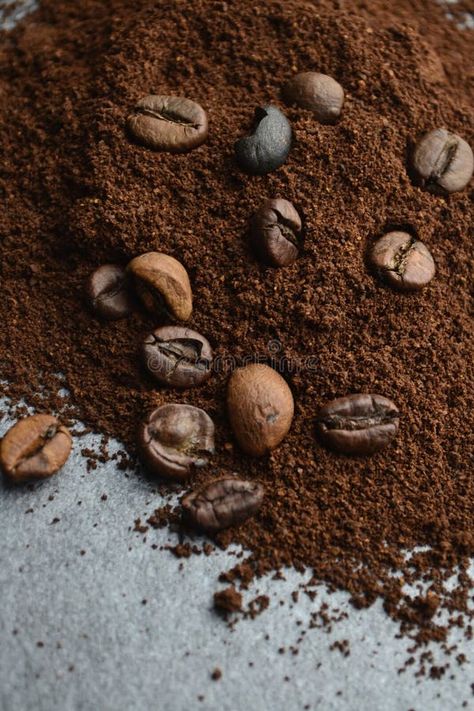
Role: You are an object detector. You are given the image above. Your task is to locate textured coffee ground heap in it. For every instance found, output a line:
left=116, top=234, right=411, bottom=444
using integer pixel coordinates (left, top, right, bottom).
left=0, top=0, right=473, bottom=658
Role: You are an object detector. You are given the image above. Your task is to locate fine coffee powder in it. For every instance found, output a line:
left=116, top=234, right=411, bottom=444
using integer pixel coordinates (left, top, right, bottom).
left=0, top=0, right=472, bottom=658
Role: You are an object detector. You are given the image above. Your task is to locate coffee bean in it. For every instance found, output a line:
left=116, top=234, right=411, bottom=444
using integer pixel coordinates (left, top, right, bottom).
left=227, top=364, right=294, bottom=456
left=138, top=404, right=215, bottom=480
left=369, top=231, right=435, bottom=291
left=127, top=252, right=192, bottom=321
left=412, top=128, right=473, bottom=194
left=251, top=198, right=302, bottom=267
left=142, top=325, right=213, bottom=388
left=282, top=72, right=344, bottom=124
left=127, top=95, right=208, bottom=153
left=235, top=105, right=292, bottom=175
left=0, top=414, right=72, bottom=483
left=316, top=394, right=400, bottom=456
left=86, top=264, right=134, bottom=320
left=182, top=477, right=264, bottom=532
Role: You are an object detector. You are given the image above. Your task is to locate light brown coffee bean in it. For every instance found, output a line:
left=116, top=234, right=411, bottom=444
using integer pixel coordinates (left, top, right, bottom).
left=412, top=128, right=473, bottom=193
left=142, top=325, right=213, bottom=388
left=251, top=198, right=302, bottom=267
left=282, top=72, right=344, bottom=124
left=0, top=414, right=72, bottom=483
left=370, top=231, right=435, bottom=291
left=227, top=364, right=294, bottom=456
left=127, top=252, right=192, bottom=321
left=182, top=477, right=264, bottom=532
left=86, top=264, right=134, bottom=320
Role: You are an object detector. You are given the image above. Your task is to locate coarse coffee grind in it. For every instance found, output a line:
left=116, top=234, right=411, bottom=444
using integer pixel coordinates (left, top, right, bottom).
left=0, top=0, right=472, bottom=666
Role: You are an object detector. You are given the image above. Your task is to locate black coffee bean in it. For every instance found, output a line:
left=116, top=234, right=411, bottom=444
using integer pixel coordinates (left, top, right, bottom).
left=182, top=477, right=265, bottom=532
left=142, top=325, right=213, bottom=388
left=412, top=128, right=473, bottom=194
left=138, top=404, right=215, bottom=480
left=251, top=198, right=302, bottom=267
left=86, top=264, right=134, bottom=320
left=235, top=105, right=291, bottom=175
left=282, top=72, right=344, bottom=124
left=369, top=231, right=435, bottom=291
left=316, top=394, right=400, bottom=455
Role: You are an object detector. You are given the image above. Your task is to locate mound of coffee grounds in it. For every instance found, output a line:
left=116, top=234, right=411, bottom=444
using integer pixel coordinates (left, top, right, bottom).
left=0, top=0, right=473, bottom=660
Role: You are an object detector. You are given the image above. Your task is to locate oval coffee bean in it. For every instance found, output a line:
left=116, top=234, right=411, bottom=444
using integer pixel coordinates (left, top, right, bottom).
left=235, top=105, right=291, bottom=175
left=251, top=198, right=302, bottom=267
left=86, top=264, right=134, bottom=320
left=127, top=252, right=192, bottom=321
left=316, top=394, right=400, bottom=456
left=369, top=231, right=435, bottom=291
left=0, top=414, right=72, bottom=483
left=127, top=95, right=208, bottom=153
left=138, top=404, right=215, bottom=480
left=142, top=325, right=213, bottom=388
left=282, top=72, right=344, bottom=124
left=412, top=128, right=473, bottom=194
left=182, top=477, right=264, bottom=533
left=227, top=364, right=294, bottom=456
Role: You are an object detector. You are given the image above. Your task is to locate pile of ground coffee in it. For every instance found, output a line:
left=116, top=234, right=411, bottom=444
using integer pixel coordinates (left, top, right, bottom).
left=0, top=0, right=472, bottom=658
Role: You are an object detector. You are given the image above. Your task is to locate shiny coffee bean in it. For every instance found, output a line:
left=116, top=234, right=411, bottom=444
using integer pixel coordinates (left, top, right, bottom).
left=251, top=198, right=302, bottom=267
left=316, top=394, right=400, bottom=456
left=227, top=364, right=294, bottom=456
left=138, top=404, right=215, bottom=480
left=282, top=72, right=344, bottom=124
left=0, top=414, right=72, bottom=483
left=235, top=105, right=292, bottom=175
left=127, top=252, right=192, bottom=321
left=142, top=325, right=213, bottom=388
left=370, top=231, right=435, bottom=291
left=86, top=264, right=134, bottom=320
left=127, top=95, right=208, bottom=153
left=182, top=477, right=264, bottom=533
left=412, top=128, right=473, bottom=193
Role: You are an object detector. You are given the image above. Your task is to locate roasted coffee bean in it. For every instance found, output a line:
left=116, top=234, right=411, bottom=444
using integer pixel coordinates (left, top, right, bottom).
left=369, top=231, right=435, bottom=291
left=234, top=105, right=292, bottom=175
left=127, top=252, right=192, bottom=321
left=412, top=128, right=473, bottom=193
left=86, top=264, right=134, bottom=320
left=316, top=394, right=400, bottom=456
left=282, top=72, right=344, bottom=124
left=142, top=325, right=213, bottom=388
left=138, top=404, right=214, bottom=480
left=182, top=477, right=264, bottom=533
left=127, top=95, right=208, bottom=153
left=251, top=198, right=302, bottom=267
left=0, top=414, right=72, bottom=483
left=227, top=364, right=294, bottom=456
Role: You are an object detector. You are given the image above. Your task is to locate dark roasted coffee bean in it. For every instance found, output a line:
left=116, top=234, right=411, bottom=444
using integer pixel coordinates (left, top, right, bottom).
left=127, top=252, right=192, bottom=321
left=370, top=231, right=435, bottom=291
left=142, top=325, right=213, bottom=388
left=316, top=394, right=400, bottom=456
left=127, top=95, right=208, bottom=153
left=412, top=128, right=473, bottom=193
left=235, top=105, right=291, bottom=175
left=282, top=72, right=344, bottom=124
left=86, top=264, right=134, bottom=320
left=182, top=477, right=264, bottom=532
left=0, top=414, right=72, bottom=483
left=138, top=404, right=215, bottom=480
left=251, top=198, right=302, bottom=267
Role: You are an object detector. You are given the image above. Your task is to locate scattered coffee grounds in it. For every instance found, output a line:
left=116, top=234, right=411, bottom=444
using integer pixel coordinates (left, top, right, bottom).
left=214, top=587, right=243, bottom=615
left=0, top=0, right=473, bottom=664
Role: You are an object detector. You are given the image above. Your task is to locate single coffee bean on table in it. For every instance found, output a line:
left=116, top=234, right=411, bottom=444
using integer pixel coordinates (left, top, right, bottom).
left=86, top=264, right=134, bottom=320
left=251, top=198, right=302, bottom=267
left=142, top=325, right=213, bottom=388
left=411, top=128, right=473, bottom=193
left=127, top=252, right=192, bottom=321
left=234, top=105, right=292, bottom=175
left=316, top=394, right=400, bottom=456
left=369, top=231, right=435, bottom=291
left=127, top=95, right=208, bottom=152
left=227, top=363, right=294, bottom=456
left=138, top=404, right=215, bottom=480
left=182, top=477, right=265, bottom=533
left=0, top=414, right=72, bottom=483
left=282, top=72, right=344, bottom=124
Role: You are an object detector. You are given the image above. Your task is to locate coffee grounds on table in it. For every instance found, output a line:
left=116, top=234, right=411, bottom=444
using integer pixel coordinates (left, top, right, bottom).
left=0, top=0, right=473, bottom=661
